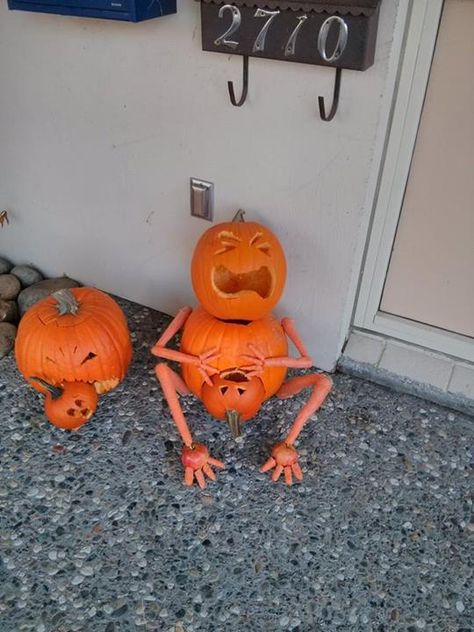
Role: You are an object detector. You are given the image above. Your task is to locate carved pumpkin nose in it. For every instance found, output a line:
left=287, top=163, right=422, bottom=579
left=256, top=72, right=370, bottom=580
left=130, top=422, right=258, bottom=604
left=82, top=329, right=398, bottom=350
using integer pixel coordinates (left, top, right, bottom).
left=220, top=385, right=246, bottom=396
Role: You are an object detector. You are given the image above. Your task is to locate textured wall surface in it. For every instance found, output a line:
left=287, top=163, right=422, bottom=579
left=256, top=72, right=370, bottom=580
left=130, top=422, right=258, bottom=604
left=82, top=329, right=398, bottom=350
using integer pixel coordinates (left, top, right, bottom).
left=0, top=0, right=404, bottom=369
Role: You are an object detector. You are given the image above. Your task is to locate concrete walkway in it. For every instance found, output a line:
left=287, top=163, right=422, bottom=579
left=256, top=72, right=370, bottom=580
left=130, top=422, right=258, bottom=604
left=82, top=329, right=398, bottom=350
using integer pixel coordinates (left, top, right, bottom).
left=0, top=299, right=472, bottom=631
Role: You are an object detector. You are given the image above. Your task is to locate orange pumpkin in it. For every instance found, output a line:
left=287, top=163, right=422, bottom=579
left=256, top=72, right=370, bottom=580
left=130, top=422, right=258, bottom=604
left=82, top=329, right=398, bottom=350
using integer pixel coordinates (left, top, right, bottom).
left=32, top=378, right=98, bottom=430
left=191, top=216, right=287, bottom=321
left=180, top=306, right=287, bottom=401
left=15, top=288, right=132, bottom=395
left=201, top=371, right=266, bottom=431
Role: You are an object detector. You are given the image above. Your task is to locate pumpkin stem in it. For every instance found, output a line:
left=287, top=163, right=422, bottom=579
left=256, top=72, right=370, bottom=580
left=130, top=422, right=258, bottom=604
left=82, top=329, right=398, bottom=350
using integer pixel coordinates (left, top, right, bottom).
left=226, top=410, right=242, bottom=439
left=232, top=209, right=246, bottom=223
left=53, top=289, right=79, bottom=316
left=30, top=376, right=63, bottom=400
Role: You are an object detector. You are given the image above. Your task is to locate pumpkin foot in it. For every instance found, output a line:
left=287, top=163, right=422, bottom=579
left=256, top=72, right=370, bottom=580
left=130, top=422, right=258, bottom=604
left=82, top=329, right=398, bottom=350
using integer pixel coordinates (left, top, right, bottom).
left=260, top=442, right=303, bottom=485
left=181, top=443, right=224, bottom=489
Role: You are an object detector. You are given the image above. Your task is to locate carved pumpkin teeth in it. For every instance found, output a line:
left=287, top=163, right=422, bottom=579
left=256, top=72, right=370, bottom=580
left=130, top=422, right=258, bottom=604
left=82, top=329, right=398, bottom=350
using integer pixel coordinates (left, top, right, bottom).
left=93, top=377, right=119, bottom=394
left=212, top=265, right=272, bottom=298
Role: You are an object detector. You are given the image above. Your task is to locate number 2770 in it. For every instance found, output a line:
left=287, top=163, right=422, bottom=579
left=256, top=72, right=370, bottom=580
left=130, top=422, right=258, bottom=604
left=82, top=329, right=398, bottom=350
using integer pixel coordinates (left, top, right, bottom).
left=213, top=5, right=349, bottom=63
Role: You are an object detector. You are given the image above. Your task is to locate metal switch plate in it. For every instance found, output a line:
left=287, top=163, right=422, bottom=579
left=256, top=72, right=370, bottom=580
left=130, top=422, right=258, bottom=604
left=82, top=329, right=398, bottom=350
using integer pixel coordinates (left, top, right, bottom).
left=190, top=178, right=214, bottom=221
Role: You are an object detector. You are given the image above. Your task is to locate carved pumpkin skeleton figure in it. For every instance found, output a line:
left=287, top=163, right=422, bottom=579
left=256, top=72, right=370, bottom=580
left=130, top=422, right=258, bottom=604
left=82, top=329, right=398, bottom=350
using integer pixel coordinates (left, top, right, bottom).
left=152, top=211, right=332, bottom=487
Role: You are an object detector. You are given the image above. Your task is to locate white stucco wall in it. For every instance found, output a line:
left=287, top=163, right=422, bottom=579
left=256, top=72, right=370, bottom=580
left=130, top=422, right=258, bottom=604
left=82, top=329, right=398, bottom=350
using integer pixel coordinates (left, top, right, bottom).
left=0, top=0, right=405, bottom=370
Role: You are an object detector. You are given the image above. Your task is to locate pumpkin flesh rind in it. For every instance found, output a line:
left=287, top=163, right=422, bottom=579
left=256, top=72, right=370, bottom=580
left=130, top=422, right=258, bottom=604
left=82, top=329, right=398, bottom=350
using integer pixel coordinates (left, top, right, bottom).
left=180, top=306, right=287, bottom=400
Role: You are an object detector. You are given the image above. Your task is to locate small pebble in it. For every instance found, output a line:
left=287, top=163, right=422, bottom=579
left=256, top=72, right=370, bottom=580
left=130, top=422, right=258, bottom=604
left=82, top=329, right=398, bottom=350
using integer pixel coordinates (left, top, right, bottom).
left=456, top=601, right=465, bottom=613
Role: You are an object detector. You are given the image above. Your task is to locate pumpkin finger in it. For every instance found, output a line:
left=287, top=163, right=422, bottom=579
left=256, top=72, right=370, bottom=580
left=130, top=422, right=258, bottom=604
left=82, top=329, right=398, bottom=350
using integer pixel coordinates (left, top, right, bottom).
left=284, top=466, right=293, bottom=486
left=240, top=363, right=263, bottom=371
left=260, top=457, right=276, bottom=473
left=208, top=457, right=225, bottom=469
left=203, top=464, right=216, bottom=481
left=195, top=469, right=206, bottom=489
left=200, top=347, right=219, bottom=360
left=198, top=368, right=213, bottom=387
left=272, top=465, right=284, bottom=482
left=202, top=364, right=220, bottom=376
left=184, top=467, right=194, bottom=487
left=291, top=462, right=303, bottom=481
left=240, top=354, right=264, bottom=363
left=244, top=370, right=263, bottom=379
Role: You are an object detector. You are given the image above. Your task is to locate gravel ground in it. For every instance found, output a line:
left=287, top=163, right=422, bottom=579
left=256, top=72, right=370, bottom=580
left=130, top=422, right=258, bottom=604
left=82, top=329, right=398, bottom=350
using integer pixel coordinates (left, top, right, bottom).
left=0, top=298, right=472, bottom=632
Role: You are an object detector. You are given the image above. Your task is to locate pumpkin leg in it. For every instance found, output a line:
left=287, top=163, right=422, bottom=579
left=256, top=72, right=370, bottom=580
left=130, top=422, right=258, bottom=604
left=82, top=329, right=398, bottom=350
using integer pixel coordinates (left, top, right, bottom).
left=155, top=363, right=224, bottom=488
left=261, top=373, right=332, bottom=485
left=155, top=363, right=193, bottom=447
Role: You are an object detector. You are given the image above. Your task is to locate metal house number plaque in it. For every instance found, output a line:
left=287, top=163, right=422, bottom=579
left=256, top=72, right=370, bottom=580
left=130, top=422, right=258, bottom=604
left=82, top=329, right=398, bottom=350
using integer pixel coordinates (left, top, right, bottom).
left=200, top=0, right=382, bottom=117
left=201, top=0, right=382, bottom=71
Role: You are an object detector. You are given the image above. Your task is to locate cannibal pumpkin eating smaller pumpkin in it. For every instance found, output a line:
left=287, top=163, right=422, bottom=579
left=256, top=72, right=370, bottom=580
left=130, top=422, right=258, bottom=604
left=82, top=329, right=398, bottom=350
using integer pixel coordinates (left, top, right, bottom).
left=15, top=287, right=132, bottom=427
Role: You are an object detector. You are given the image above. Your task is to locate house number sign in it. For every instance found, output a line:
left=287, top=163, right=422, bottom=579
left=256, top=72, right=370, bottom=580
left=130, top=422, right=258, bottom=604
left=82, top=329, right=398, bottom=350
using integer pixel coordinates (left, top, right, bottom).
left=201, top=0, right=382, bottom=71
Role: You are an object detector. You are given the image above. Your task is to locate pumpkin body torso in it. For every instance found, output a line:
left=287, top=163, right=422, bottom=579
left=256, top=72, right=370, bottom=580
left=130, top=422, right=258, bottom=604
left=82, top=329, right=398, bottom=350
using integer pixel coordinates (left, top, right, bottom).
left=180, top=306, right=288, bottom=402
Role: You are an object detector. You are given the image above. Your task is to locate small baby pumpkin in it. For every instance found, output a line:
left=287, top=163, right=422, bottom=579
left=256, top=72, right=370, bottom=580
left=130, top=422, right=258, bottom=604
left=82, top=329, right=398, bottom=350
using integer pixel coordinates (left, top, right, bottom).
left=31, top=378, right=98, bottom=430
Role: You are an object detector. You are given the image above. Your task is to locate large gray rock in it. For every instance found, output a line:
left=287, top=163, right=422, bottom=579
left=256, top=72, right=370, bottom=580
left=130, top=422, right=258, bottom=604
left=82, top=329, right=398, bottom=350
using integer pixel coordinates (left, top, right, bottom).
left=0, top=322, right=16, bottom=359
left=0, top=256, right=12, bottom=274
left=0, top=299, right=18, bottom=323
left=11, top=264, right=44, bottom=287
left=18, top=276, right=81, bottom=316
left=0, top=274, right=21, bottom=300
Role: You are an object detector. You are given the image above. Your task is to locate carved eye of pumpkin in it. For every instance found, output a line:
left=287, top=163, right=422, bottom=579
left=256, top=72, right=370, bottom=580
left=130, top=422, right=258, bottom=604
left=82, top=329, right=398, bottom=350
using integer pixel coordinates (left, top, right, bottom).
left=215, top=231, right=241, bottom=256
left=250, top=232, right=271, bottom=256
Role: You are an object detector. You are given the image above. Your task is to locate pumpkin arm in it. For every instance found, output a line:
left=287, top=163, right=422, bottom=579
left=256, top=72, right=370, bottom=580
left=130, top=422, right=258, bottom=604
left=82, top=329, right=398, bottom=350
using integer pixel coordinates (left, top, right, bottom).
left=261, top=373, right=332, bottom=485
left=155, top=363, right=224, bottom=488
left=283, top=373, right=333, bottom=445
left=155, top=363, right=194, bottom=447
left=151, top=307, right=197, bottom=365
left=267, top=317, right=313, bottom=368
left=241, top=318, right=312, bottom=375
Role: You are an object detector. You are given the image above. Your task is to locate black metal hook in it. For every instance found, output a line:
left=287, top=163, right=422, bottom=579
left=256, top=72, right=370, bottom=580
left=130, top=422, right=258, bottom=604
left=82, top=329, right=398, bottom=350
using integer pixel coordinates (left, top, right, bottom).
left=228, top=55, right=249, bottom=107
left=318, top=67, right=342, bottom=122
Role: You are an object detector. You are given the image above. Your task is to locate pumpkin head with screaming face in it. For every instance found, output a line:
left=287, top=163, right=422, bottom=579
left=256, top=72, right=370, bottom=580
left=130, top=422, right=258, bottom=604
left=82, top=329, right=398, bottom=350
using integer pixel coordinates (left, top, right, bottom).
left=191, top=214, right=287, bottom=321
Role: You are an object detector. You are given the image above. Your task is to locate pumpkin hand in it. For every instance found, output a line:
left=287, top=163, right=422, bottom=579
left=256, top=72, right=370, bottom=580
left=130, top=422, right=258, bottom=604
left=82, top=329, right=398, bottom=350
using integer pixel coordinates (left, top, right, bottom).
left=260, top=442, right=303, bottom=486
left=195, top=348, right=221, bottom=386
left=181, top=443, right=225, bottom=489
left=240, top=343, right=267, bottom=377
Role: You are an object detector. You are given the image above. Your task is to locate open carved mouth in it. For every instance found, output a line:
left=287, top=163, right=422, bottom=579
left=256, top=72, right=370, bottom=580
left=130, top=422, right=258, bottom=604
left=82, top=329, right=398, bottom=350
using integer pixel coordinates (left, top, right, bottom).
left=212, top=265, right=272, bottom=298
left=220, top=369, right=249, bottom=383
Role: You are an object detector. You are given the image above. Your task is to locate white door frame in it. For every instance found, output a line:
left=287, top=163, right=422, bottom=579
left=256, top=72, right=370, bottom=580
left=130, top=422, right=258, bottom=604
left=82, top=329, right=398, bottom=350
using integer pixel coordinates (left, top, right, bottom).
left=354, top=0, right=474, bottom=363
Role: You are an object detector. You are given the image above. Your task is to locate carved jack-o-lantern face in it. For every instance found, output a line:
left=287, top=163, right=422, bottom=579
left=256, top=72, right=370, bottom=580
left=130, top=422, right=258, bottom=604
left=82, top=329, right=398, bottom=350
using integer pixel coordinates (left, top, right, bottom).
left=191, top=220, right=286, bottom=320
left=33, top=379, right=99, bottom=430
left=201, top=370, right=266, bottom=435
